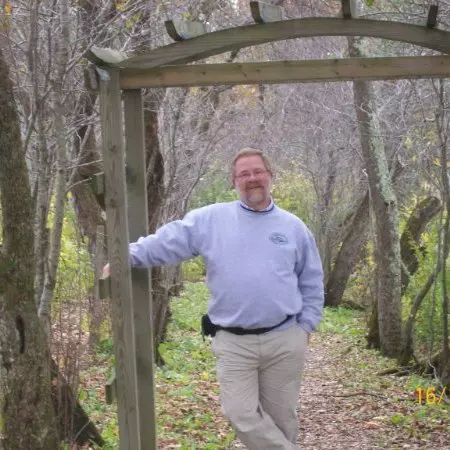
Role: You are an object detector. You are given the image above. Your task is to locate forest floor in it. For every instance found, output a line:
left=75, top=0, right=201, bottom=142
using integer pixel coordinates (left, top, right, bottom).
left=228, top=321, right=449, bottom=450
left=272, top=333, right=448, bottom=450
left=72, top=282, right=449, bottom=449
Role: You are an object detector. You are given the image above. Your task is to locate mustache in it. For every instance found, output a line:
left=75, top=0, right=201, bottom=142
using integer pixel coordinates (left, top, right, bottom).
left=247, top=183, right=263, bottom=189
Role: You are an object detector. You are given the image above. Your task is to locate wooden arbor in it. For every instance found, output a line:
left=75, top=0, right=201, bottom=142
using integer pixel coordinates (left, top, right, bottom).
left=88, top=2, right=450, bottom=449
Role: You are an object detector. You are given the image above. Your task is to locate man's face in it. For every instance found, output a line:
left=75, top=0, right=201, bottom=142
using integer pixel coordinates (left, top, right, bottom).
left=233, top=155, right=272, bottom=210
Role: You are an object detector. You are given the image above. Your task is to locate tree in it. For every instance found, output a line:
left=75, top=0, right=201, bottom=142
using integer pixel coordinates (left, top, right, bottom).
left=350, top=60, right=402, bottom=357
left=433, top=79, right=449, bottom=384
left=0, top=44, right=59, bottom=450
left=37, top=0, right=70, bottom=333
left=400, top=196, right=441, bottom=294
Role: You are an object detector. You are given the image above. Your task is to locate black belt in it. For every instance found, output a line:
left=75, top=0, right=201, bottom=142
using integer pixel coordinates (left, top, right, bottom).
left=202, top=314, right=293, bottom=338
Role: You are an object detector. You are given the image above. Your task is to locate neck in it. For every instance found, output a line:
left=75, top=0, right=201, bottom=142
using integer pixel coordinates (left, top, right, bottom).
left=242, top=197, right=272, bottom=211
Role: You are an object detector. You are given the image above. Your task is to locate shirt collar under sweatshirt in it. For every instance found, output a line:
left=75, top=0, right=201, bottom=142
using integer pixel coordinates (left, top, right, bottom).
left=239, top=198, right=275, bottom=213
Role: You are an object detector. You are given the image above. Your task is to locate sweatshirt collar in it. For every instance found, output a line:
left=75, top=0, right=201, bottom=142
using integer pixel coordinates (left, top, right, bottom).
left=239, top=198, right=275, bottom=213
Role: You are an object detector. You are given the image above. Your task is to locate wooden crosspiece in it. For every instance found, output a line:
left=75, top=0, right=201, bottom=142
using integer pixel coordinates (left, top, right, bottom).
left=118, top=56, right=450, bottom=89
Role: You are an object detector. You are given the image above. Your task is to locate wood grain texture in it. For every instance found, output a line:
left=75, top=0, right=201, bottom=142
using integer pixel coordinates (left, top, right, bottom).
left=116, top=19, right=450, bottom=69
left=341, top=0, right=352, bottom=18
left=90, top=172, right=104, bottom=196
left=105, top=374, right=117, bottom=405
left=98, top=277, right=111, bottom=299
left=99, top=70, right=141, bottom=450
left=119, top=56, right=450, bottom=88
left=123, top=90, right=157, bottom=450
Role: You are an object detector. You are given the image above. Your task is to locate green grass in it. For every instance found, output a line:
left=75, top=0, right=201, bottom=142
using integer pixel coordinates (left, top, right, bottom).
left=318, top=305, right=366, bottom=337
left=156, top=282, right=236, bottom=448
left=79, top=282, right=235, bottom=449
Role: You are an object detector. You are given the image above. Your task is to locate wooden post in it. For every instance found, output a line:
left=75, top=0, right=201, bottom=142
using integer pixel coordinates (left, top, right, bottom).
left=250, top=2, right=282, bottom=23
left=98, top=68, right=141, bottom=450
left=105, top=373, right=117, bottom=405
left=341, top=0, right=352, bottom=19
left=123, top=89, right=157, bottom=450
left=427, top=4, right=438, bottom=29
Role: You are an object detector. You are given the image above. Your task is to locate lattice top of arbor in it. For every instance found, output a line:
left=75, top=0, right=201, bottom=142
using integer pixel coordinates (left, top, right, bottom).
left=88, top=1, right=450, bottom=88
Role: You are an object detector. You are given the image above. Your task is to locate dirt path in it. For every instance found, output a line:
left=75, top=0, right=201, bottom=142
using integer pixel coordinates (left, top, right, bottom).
left=230, top=332, right=450, bottom=450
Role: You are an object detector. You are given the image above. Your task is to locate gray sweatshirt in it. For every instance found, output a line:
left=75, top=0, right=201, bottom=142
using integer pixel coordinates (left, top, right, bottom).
left=129, top=200, right=324, bottom=333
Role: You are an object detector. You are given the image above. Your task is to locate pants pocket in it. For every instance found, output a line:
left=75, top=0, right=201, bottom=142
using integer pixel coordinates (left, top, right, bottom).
left=211, top=331, right=221, bottom=356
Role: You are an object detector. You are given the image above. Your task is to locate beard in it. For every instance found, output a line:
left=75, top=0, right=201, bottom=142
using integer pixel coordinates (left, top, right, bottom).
left=243, top=185, right=268, bottom=205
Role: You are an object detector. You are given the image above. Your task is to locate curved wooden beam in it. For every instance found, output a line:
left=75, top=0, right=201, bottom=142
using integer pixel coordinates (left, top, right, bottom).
left=110, top=18, right=450, bottom=69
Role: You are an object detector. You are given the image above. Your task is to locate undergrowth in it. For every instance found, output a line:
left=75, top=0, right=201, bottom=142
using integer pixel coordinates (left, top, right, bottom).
left=79, top=283, right=449, bottom=449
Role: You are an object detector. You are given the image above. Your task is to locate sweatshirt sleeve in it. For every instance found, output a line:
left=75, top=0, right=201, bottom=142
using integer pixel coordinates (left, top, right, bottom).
left=128, top=209, right=202, bottom=268
left=295, top=228, right=325, bottom=333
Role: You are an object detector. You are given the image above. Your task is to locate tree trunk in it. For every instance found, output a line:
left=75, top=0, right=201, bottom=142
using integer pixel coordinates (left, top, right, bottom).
left=71, top=0, right=107, bottom=252
left=348, top=33, right=402, bottom=358
left=70, top=66, right=104, bottom=252
left=366, top=303, right=380, bottom=350
left=399, top=88, right=450, bottom=372
left=399, top=269, right=439, bottom=366
left=37, top=0, right=70, bottom=333
left=68, top=67, right=106, bottom=351
left=400, top=196, right=441, bottom=294
left=326, top=160, right=403, bottom=308
left=398, top=197, right=442, bottom=366
left=325, top=192, right=370, bottom=307
left=33, top=117, right=52, bottom=308
left=144, top=98, right=168, bottom=365
left=0, top=44, right=59, bottom=449
left=320, top=147, right=337, bottom=278
left=435, top=80, right=450, bottom=384
left=69, top=2, right=108, bottom=351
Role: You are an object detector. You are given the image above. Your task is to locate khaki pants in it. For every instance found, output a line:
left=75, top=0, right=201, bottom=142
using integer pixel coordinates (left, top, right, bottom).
left=212, top=324, right=308, bottom=450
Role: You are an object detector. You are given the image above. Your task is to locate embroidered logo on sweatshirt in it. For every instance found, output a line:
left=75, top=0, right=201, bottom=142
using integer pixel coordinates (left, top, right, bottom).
left=269, top=232, right=289, bottom=245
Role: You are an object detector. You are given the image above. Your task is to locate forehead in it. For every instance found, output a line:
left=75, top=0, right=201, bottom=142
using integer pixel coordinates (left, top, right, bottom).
left=234, top=155, right=266, bottom=171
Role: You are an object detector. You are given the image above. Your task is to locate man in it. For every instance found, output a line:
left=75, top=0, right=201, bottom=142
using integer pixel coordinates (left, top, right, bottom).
left=107, top=147, right=324, bottom=449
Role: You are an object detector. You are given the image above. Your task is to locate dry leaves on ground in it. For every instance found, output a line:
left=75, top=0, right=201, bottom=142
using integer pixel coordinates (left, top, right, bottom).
left=231, top=333, right=449, bottom=449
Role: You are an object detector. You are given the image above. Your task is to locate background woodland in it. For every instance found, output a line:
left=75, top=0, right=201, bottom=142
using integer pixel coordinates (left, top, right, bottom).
left=0, top=0, right=449, bottom=448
